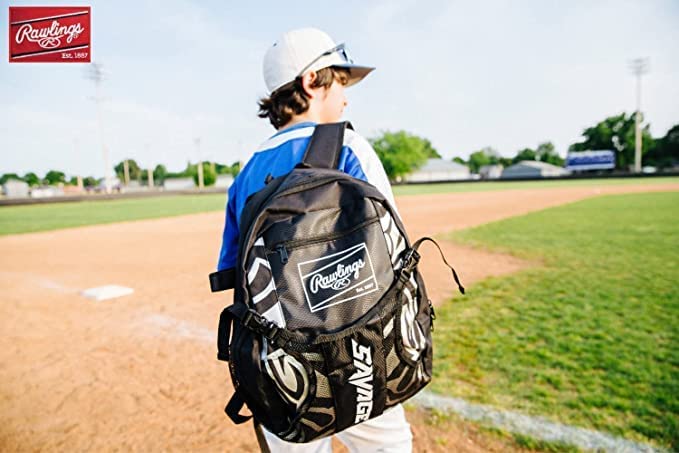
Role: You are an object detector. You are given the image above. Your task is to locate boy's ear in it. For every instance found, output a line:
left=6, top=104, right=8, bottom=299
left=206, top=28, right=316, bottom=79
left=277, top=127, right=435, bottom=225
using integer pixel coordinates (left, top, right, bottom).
left=301, top=71, right=318, bottom=98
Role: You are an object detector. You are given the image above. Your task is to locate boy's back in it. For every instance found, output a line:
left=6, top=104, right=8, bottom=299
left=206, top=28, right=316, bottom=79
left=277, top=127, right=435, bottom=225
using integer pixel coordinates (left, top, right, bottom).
left=218, top=121, right=397, bottom=271
left=216, top=28, right=414, bottom=452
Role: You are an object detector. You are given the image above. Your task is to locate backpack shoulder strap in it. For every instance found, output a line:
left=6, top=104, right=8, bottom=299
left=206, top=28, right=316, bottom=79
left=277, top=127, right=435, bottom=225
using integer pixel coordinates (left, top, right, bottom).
left=302, top=121, right=353, bottom=169
left=209, top=267, right=235, bottom=292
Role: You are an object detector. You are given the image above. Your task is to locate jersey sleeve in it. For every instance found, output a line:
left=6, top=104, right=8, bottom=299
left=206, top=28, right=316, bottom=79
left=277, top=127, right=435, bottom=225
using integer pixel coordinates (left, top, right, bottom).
left=340, top=129, right=400, bottom=216
left=217, top=183, right=239, bottom=271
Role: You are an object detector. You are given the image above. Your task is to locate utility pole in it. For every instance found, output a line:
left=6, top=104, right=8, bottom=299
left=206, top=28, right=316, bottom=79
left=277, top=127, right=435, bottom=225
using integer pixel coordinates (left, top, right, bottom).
left=123, top=159, right=130, bottom=186
left=195, top=137, right=204, bottom=189
left=144, top=143, right=154, bottom=189
left=629, top=58, right=649, bottom=173
left=87, top=63, right=112, bottom=193
left=73, top=138, right=84, bottom=191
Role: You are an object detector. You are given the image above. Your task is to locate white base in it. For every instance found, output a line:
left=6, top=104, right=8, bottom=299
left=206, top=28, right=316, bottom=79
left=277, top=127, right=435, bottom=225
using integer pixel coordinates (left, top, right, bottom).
left=81, top=285, right=134, bottom=301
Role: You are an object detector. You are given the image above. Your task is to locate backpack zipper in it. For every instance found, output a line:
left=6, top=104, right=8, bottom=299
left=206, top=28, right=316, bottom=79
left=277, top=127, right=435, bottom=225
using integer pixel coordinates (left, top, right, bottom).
left=267, top=217, right=379, bottom=264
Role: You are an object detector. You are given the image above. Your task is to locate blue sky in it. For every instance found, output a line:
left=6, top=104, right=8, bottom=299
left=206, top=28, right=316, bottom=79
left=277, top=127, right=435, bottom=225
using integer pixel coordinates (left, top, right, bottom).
left=2, top=0, right=678, bottom=178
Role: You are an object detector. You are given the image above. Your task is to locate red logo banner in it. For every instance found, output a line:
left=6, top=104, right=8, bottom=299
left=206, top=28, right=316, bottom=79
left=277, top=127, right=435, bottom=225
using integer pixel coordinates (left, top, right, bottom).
left=9, top=6, right=91, bottom=63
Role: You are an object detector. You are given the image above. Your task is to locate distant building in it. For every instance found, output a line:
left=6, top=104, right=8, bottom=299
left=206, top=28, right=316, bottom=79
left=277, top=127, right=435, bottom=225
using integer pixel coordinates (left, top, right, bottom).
left=62, top=185, right=84, bottom=194
left=2, top=179, right=29, bottom=198
left=479, top=164, right=503, bottom=180
left=501, top=161, right=570, bottom=179
left=31, top=186, right=64, bottom=198
left=566, top=150, right=615, bottom=172
left=405, top=158, right=470, bottom=182
left=163, top=177, right=195, bottom=190
left=215, top=174, right=234, bottom=189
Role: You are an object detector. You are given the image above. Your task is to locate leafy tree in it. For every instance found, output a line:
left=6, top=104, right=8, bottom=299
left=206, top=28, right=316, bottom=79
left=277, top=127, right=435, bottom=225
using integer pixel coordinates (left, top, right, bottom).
left=369, top=131, right=431, bottom=180
left=153, top=164, right=168, bottom=184
left=569, top=112, right=655, bottom=170
left=536, top=142, right=564, bottom=166
left=468, top=151, right=490, bottom=173
left=23, top=172, right=39, bottom=186
left=422, top=139, right=441, bottom=158
left=83, top=176, right=97, bottom=187
left=467, top=147, right=502, bottom=173
left=214, top=161, right=241, bottom=176
left=498, top=157, right=513, bottom=167
left=193, top=162, right=217, bottom=186
left=0, top=173, right=22, bottom=185
left=645, top=124, right=679, bottom=169
left=452, top=157, right=467, bottom=165
left=114, top=159, right=142, bottom=182
left=44, top=170, right=66, bottom=185
left=183, top=161, right=198, bottom=177
left=512, top=148, right=537, bottom=164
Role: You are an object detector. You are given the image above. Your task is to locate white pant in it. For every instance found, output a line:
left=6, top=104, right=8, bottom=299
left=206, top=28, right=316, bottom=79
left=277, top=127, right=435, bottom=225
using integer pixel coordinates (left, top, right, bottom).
left=262, top=404, right=412, bottom=452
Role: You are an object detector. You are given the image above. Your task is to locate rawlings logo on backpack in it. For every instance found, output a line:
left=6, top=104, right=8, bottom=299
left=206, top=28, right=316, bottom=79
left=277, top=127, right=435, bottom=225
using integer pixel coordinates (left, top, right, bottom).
left=209, top=122, right=464, bottom=443
left=299, top=241, right=378, bottom=312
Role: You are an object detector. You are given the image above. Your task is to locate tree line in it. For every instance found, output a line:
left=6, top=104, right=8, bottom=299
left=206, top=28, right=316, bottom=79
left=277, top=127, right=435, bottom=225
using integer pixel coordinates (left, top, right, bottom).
left=370, top=112, right=677, bottom=179
left=2, top=112, right=677, bottom=187
left=0, top=160, right=241, bottom=188
left=112, top=160, right=241, bottom=187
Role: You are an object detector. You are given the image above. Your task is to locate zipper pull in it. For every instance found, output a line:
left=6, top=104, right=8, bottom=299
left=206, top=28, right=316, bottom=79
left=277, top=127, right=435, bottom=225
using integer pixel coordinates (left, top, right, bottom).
left=276, top=245, right=289, bottom=264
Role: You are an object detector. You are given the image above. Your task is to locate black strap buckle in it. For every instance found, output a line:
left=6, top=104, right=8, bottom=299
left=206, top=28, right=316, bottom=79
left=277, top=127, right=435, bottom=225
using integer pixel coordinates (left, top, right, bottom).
left=241, top=309, right=284, bottom=346
left=242, top=309, right=264, bottom=330
left=402, top=248, right=421, bottom=273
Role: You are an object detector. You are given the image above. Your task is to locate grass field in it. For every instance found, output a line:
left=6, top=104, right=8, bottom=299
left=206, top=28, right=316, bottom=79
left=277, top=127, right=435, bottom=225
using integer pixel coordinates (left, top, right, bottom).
left=432, top=192, right=678, bottom=449
left=392, top=175, right=679, bottom=196
left=0, top=194, right=226, bottom=235
left=1, top=177, right=677, bottom=236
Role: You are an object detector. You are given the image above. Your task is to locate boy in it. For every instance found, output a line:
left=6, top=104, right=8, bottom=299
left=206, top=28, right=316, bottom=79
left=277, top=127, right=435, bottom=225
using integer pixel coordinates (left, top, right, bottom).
left=217, top=28, right=412, bottom=452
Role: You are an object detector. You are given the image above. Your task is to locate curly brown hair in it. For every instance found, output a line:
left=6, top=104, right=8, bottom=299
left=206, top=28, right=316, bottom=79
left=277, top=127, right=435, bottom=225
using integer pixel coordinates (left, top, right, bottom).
left=258, top=67, right=350, bottom=129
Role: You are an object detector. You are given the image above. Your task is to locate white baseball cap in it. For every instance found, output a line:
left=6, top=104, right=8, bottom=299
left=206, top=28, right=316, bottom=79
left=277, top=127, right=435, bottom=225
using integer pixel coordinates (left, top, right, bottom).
left=263, top=28, right=375, bottom=94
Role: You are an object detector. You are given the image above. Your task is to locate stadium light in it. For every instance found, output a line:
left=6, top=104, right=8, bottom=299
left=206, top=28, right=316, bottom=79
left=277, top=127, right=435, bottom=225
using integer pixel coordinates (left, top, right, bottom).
left=86, top=62, right=112, bottom=193
left=629, top=58, right=649, bottom=173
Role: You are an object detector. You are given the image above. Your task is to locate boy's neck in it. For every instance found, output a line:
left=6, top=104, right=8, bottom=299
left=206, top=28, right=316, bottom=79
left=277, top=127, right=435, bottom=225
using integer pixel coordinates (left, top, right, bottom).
left=279, top=111, right=322, bottom=131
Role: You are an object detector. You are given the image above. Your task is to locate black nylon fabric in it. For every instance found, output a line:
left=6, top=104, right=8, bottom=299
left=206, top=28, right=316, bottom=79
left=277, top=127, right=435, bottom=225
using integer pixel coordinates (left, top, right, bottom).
left=215, top=124, right=437, bottom=443
left=264, top=214, right=393, bottom=334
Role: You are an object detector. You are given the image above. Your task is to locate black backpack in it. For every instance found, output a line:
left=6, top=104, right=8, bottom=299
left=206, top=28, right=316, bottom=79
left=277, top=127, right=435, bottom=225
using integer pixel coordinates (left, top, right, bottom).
left=209, top=122, right=464, bottom=443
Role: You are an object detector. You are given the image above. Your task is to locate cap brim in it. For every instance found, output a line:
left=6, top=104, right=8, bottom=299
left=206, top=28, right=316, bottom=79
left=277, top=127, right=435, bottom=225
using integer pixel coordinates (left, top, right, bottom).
left=333, top=64, right=375, bottom=87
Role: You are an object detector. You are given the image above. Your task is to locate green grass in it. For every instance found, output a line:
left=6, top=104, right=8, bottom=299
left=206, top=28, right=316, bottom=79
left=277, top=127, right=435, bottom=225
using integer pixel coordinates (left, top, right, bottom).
left=432, top=192, right=679, bottom=449
left=0, top=194, right=226, bottom=235
left=1, top=177, right=676, bottom=236
left=392, top=176, right=679, bottom=196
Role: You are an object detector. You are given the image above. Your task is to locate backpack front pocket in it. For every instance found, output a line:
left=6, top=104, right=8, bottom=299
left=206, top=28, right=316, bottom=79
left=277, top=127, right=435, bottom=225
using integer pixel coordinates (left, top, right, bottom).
left=264, top=216, right=395, bottom=334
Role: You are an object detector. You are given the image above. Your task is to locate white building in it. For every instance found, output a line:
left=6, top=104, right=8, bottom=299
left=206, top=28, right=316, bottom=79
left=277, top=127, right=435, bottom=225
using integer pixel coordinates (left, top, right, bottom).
left=405, top=158, right=470, bottom=182
left=501, top=161, right=570, bottom=179
left=163, top=177, right=195, bottom=190
left=31, top=186, right=64, bottom=198
left=2, top=179, right=30, bottom=198
left=215, top=174, right=234, bottom=189
left=479, top=164, right=504, bottom=179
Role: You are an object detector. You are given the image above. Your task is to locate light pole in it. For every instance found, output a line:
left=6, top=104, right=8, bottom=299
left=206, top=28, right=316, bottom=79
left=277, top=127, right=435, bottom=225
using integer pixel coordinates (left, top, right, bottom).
left=87, top=62, right=112, bottom=193
left=629, top=58, right=649, bottom=173
left=145, top=143, right=154, bottom=189
left=194, top=137, right=204, bottom=189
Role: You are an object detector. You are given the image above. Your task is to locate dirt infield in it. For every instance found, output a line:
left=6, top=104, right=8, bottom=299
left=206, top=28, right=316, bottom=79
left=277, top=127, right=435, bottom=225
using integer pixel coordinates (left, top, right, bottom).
left=1, top=182, right=676, bottom=452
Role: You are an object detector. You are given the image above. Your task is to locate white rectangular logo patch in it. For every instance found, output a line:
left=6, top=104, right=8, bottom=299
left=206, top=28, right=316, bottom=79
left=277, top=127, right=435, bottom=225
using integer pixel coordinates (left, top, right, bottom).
left=298, top=242, right=378, bottom=313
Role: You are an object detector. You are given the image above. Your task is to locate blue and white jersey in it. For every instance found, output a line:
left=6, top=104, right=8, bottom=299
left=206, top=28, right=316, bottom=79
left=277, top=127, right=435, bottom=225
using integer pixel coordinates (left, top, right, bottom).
left=217, top=121, right=397, bottom=271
